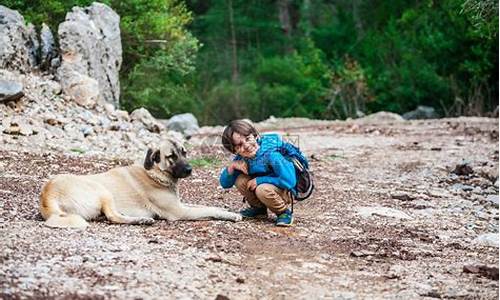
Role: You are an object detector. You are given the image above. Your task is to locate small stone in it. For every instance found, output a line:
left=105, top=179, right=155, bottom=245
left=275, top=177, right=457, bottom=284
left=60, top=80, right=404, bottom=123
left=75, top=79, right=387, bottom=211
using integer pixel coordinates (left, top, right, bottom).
left=463, top=264, right=499, bottom=280
left=235, top=277, right=245, bottom=283
left=450, top=183, right=474, bottom=192
left=391, top=192, right=413, bottom=201
left=473, top=233, right=499, bottom=248
left=411, top=200, right=433, bottom=210
left=486, top=195, right=499, bottom=207
left=452, top=161, right=474, bottom=176
left=350, top=250, right=376, bottom=257
left=80, top=125, right=94, bottom=137
left=357, top=206, right=413, bottom=220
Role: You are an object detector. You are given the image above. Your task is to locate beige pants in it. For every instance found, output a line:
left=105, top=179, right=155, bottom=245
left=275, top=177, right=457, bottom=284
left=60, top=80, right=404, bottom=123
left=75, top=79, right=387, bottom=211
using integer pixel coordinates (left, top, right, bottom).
left=235, top=174, right=292, bottom=214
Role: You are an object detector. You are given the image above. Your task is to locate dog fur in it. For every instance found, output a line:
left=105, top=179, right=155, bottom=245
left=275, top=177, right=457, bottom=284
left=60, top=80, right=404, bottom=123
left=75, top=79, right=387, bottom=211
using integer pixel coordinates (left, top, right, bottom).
left=39, top=138, right=242, bottom=228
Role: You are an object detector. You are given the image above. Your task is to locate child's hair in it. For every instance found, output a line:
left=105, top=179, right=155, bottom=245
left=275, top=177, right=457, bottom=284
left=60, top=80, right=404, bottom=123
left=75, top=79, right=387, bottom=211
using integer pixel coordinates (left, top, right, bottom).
left=221, top=119, right=259, bottom=153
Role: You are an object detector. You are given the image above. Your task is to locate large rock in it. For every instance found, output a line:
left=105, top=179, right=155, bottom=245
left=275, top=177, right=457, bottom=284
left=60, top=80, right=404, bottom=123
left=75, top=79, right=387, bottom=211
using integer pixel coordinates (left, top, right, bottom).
left=57, top=2, right=122, bottom=107
left=130, top=107, right=165, bottom=133
left=40, top=23, right=58, bottom=70
left=0, top=6, right=39, bottom=72
left=357, top=111, right=404, bottom=123
left=166, top=113, right=200, bottom=137
left=0, top=79, right=23, bottom=102
left=402, top=105, right=438, bottom=120
left=63, top=72, right=100, bottom=107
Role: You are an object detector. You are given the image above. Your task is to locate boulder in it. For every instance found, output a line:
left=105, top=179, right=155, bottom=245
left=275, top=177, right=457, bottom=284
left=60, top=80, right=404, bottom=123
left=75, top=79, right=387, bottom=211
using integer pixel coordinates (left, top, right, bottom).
left=63, top=72, right=100, bottom=108
left=57, top=2, right=122, bottom=107
left=402, top=106, right=439, bottom=120
left=166, top=113, right=200, bottom=137
left=40, top=23, right=58, bottom=70
left=0, top=6, right=39, bottom=72
left=130, top=107, right=165, bottom=133
left=357, top=111, right=404, bottom=123
left=0, top=79, right=23, bottom=102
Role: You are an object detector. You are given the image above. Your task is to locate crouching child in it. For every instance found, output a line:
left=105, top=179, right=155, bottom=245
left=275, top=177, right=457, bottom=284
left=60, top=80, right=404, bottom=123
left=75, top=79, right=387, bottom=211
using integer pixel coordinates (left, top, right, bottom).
left=219, top=119, right=296, bottom=226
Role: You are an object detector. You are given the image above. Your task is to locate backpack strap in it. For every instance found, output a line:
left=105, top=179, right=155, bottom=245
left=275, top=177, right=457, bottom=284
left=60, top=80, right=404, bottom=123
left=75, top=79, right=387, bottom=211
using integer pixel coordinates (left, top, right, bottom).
left=287, top=189, right=295, bottom=214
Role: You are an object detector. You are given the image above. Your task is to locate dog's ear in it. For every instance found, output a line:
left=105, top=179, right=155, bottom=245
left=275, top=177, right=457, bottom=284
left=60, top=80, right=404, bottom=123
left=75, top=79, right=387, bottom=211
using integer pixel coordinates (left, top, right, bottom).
left=144, top=148, right=161, bottom=170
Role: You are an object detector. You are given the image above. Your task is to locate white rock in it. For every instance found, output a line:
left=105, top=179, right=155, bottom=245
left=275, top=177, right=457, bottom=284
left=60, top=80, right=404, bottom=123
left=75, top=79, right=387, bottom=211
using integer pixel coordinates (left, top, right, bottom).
left=130, top=107, right=164, bottom=133
left=59, top=71, right=99, bottom=108
left=486, top=195, right=499, bottom=207
left=356, top=111, right=404, bottom=123
left=357, top=206, right=413, bottom=220
left=166, top=113, right=200, bottom=137
left=0, top=6, right=38, bottom=72
left=57, top=2, right=122, bottom=107
left=473, top=233, right=499, bottom=248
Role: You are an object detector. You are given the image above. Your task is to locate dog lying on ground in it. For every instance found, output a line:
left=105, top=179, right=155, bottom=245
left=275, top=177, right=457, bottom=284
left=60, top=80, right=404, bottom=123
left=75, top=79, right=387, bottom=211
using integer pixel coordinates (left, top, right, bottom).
left=40, top=137, right=242, bottom=228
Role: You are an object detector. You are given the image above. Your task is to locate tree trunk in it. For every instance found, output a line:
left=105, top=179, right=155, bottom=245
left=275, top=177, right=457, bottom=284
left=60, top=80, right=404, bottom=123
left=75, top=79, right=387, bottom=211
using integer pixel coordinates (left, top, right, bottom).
left=277, top=0, right=293, bottom=53
left=227, top=0, right=239, bottom=84
left=227, top=0, right=241, bottom=116
left=352, top=0, right=364, bottom=41
left=301, top=0, right=312, bottom=37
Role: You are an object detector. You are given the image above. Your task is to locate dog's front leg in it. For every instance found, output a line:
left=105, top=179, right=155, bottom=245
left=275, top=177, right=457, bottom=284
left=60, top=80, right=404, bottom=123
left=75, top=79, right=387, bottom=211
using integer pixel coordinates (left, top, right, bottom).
left=160, top=204, right=242, bottom=222
left=102, top=197, right=155, bottom=225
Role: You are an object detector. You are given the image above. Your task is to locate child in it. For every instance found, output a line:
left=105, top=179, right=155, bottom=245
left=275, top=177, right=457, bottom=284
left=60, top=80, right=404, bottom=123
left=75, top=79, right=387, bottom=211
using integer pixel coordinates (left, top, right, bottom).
left=219, top=119, right=296, bottom=226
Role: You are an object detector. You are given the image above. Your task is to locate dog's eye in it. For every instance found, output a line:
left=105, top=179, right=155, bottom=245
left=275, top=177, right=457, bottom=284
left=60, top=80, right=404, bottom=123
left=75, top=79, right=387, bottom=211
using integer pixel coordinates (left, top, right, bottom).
left=166, top=152, right=177, bottom=160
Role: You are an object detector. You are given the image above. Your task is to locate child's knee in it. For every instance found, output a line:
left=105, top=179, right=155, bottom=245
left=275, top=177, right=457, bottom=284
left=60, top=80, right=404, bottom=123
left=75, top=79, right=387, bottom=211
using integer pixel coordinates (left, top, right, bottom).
left=255, top=184, right=276, bottom=200
left=235, top=174, right=251, bottom=189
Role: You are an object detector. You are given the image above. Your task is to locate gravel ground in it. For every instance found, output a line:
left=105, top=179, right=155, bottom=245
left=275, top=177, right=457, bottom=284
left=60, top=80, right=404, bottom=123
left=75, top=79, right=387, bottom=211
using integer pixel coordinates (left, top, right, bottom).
left=0, top=117, right=498, bottom=299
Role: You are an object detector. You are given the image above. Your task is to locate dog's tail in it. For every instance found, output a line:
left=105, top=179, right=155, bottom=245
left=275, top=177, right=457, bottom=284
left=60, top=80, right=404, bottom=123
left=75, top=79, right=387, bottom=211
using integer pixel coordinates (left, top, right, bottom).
left=40, top=181, right=89, bottom=229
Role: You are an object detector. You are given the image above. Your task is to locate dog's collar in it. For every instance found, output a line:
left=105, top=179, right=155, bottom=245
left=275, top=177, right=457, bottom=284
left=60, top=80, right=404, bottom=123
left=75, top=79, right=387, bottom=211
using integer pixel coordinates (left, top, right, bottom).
left=145, top=169, right=177, bottom=189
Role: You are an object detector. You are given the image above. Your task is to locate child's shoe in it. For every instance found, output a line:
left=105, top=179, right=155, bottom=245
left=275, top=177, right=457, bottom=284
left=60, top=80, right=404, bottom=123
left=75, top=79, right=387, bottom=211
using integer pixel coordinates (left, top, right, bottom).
left=240, top=206, right=267, bottom=218
left=275, top=209, right=293, bottom=226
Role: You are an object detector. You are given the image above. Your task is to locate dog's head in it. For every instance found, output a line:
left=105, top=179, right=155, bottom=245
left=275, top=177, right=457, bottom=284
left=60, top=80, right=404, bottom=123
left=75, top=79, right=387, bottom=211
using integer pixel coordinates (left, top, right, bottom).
left=143, top=137, right=192, bottom=179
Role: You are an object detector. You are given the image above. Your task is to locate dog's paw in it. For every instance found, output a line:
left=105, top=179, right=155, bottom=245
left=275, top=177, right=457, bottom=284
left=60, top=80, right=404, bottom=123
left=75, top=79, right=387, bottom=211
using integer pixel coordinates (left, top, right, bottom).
left=135, top=217, right=155, bottom=225
left=229, top=213, right=243, bottom=222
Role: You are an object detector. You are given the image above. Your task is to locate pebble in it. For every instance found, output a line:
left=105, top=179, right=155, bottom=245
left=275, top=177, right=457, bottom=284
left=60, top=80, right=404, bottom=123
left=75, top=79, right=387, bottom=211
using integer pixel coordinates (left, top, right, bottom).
left=486, top=195, right=499, bottom=207
left=473, top=233, right=499, bottom=248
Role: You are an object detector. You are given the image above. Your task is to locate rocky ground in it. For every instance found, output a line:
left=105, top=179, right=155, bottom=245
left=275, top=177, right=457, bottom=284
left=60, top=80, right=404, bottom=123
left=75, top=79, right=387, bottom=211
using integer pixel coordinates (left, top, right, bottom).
left=0, top=113, right=498, bottom=299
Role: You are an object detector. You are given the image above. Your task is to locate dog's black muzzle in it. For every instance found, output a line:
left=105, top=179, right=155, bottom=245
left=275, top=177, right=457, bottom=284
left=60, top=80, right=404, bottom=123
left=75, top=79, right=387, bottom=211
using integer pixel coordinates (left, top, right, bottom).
left=172, top=162, right=192, bottom=178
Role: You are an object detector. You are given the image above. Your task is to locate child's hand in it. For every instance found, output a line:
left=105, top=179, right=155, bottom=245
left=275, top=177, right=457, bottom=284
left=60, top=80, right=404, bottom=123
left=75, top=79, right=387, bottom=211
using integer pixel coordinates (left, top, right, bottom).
left=228, top=160, right=248, bottom=175
left=246, top=178, right=257, bottom=191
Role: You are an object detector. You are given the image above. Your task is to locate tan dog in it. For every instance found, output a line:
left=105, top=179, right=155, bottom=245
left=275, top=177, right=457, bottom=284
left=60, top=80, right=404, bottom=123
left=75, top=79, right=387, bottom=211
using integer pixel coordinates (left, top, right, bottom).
left=40, top=138, right=242, bottom=228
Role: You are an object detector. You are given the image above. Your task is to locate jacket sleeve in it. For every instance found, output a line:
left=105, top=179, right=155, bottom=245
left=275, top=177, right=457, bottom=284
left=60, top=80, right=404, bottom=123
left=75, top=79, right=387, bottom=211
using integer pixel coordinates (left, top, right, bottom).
left=219, top=167, right=241, bottom=189
left=255, top=152, right=296, bottom=190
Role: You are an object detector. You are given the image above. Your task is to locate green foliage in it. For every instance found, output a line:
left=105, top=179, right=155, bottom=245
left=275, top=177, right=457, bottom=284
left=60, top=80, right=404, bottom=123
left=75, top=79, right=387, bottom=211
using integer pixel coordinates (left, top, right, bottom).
left=201, top=80, right=260, bottom=125
left=356, top=0, right=498, bottom=115
left=114, top=0, right=200, bottom=119
left=326, top=56, right=373, bottom=119
left=189, top=156, right=221, bottom=168
left=4, top=0, right=200, bottom=119
left=2, top=0, right=101, bottom=31
left=199, top=39, right=332, bottom=124
left=2, top=0, right=498, bottom=122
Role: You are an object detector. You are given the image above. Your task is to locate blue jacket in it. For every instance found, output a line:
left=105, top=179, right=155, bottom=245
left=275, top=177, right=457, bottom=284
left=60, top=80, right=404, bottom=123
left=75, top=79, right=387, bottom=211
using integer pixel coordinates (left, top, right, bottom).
left=219, top=134, right=297, bottom=192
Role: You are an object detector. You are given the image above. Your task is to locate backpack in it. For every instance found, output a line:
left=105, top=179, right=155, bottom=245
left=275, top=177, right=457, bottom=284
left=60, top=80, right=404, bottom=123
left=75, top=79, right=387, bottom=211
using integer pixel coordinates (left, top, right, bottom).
left=278, top=140, right=315, bottom=201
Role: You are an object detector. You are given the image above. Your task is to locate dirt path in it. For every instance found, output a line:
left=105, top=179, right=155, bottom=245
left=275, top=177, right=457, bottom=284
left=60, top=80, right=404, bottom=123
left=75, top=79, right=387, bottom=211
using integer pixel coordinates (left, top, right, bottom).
left=1, top=117, right=498, bottom=299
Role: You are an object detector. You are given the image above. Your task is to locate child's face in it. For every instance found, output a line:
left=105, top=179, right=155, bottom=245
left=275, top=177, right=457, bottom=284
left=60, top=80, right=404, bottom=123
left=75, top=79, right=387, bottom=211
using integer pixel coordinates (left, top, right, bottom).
left=232, top=132, right=259, bottom=158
